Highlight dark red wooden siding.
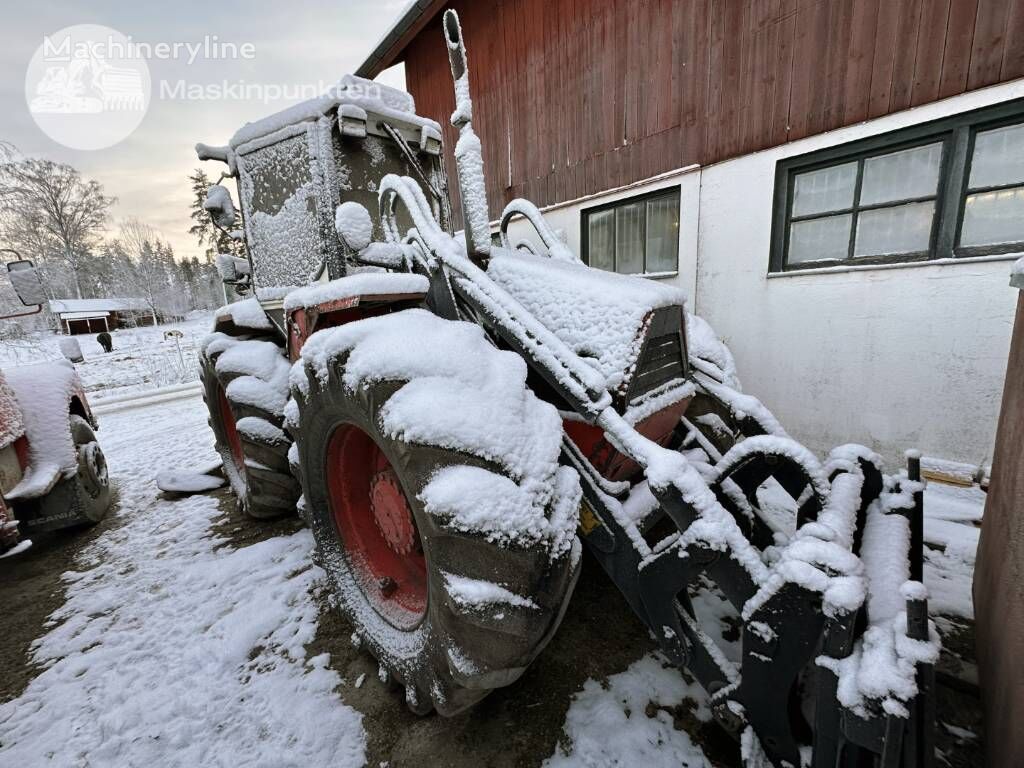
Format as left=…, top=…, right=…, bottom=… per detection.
left=399, top=0, right=1024, bottom=222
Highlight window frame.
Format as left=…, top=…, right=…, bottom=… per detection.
left=770, top=97, right=1024, bottom=272
left=581, top=186, right=681, bottom=277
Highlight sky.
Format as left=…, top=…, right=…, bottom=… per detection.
left=0, top=0, right=410, bottom=260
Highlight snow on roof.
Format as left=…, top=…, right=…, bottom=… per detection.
left=229, top=74, right=441, bottom=149
left=355, top=0, right=440, bottom=79
left=48, top=298, right=150, bottom=315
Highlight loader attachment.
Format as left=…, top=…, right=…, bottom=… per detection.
left=354, top=10, right=939, bottom=765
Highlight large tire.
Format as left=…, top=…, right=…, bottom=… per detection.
left=290, top=310, right=581, bottom=716
left=22, top=414, right=113, bottom=532
left=201, top=335, right=298, bottom=519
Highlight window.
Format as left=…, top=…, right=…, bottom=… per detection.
left=771, top=99, right=1024, bottom=271
left=582, top=188, right=680, bottom=275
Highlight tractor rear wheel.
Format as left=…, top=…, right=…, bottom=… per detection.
left=290, top=311, right=581, bottom=716
left=201, top=337, right=298, bottom=519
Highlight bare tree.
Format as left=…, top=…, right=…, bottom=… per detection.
left=0, top=158, right=114, bottom=298
left=118, top=217, right=163, bottom=325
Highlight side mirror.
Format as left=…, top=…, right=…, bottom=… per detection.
left=215, top=253, right=250, bottom=285
left=6, top=259, right=47, bottom=307
left=204, top=185, right=236, bottom=229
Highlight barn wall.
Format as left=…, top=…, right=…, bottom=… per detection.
left=504, top=80, right=1022, bottom=465
left=402, top=0, right=1024, bottom=223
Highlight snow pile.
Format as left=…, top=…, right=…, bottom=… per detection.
left=214, top=297, right=273, bottom=331
left=487, top=250, right=687, bottom=390
left=297, top=309, right=579, bottom=558
left=335, top=201, right=374, bottom=251
left=819, top=605, right=940, bottom=718
left=214, top=337, right=291, bottom=416
left=1013, top=255, right=1024, bottom=283
left=4, top=362, right=80, bottom=500
left=0, top=397, right=366, bottom=766
left=815, top=475, right=941, bottom=719
left=690, top=369, right=788, bottom=438
left=442, top=572, right=539, bottom=610
left=686, top=313, right=740, bottom=389
left=453, top=129, right=491, bottom=257
left=58, top=335, right=84, bottom=362
left=282, top=273, right=428, bottom=313
left=0, top=370, right=25, bottom=449
left=155, top=470, right=224, bottom=494
left=203, top=184, right=236, bottom=228
left=922, top=482, right=982, bottom=619
left=236, top=416, right=287, bottom=445
left=545, top=653, right=711, bottom=768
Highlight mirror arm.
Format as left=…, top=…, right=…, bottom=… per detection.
left=0, top=304, right=43, bottom=321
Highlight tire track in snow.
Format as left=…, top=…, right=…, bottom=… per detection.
left=0, top=396, right=365, bottom=767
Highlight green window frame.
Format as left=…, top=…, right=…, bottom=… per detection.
left=770, top=98, right=1024, bottom=272
left=581, top=187, right=680, bottom=276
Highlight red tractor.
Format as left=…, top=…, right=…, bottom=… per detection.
left=0, top=257, right=112, bottom=557
left=194, top=12, right=936, bottom=766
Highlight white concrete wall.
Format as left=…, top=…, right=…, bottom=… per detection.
left=502, top=79, right=1024, bottom=466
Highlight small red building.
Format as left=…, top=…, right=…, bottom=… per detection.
left=48, top=298, right=155, bottom=335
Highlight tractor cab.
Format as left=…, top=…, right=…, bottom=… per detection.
left=200, top=75, right=448, bottom=334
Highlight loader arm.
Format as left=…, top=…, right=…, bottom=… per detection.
left=359, top=10, right=939, bottom=767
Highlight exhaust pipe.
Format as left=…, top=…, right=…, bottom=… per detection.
left=443, top=9, right=491, bottom=264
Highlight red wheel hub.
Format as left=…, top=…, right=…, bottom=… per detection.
left=326, top=424, right=427, bottom=628
left=218, top=386, right=246, bottom=472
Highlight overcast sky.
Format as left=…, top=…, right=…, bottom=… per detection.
left=1, top=0, right=410, bottom=259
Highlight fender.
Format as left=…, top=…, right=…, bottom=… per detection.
left=285, top=290, right=427, bottom=361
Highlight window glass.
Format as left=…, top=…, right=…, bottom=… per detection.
left=792, top=162, right=857, bottom=216
left=854, top=201, right=935, bottom=256
left=788, top=214, right=852, bottom=263
left=969, top=123, right=1024, bottom=188
left=960, top=187, right=1024, bottom=247
left=860, top=143, right=942, bottom=206
left=645, top=195, right=679, bottom=273
left=776, top=106, right=1024, bottom=270
left=587, top=209, right=615, bottom=271
left=614, top=202, right=645, bottom=274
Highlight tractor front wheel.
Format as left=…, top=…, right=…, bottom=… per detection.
left=291, top=311, right=581, bottom=716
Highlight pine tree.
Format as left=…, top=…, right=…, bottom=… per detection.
left=188, top=168, right=243, bottom=261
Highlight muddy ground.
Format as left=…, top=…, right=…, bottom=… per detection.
left=0, top=482, right=985, bottom=767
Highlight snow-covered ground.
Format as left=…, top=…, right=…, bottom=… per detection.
left=0, top=313, right=213, bottom=400
left=0, top=396, right=365, bottom=767
left=0, top=389, right=983, bottom=766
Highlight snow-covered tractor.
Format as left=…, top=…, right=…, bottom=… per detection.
left=0, top=258, right=112, bottom=557
left=194, top=11, right=937, bottom=766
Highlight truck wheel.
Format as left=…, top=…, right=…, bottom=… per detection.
left=68, top=415, right=111, bottom=524
left=200, top=338, right=298, bottom=519
left=290, top=312, right=581, bottom=716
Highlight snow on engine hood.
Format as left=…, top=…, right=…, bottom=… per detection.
left=0, top=369, right=25, bottom=451
left=4, top=361, right=81, bottom=500
left=486, top=250, right=687, bottom=391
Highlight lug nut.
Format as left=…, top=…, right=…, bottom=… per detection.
left=378, top=576, right=398, bottom=596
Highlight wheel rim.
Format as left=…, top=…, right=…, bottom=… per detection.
left=78, top=442, right=108, bottom=497
left=326, top=424, right=427, bottom=629
left=218, top=386, right=246, bottom=473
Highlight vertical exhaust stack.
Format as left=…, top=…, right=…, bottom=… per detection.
left=444, top=9, right=491, bottom=265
